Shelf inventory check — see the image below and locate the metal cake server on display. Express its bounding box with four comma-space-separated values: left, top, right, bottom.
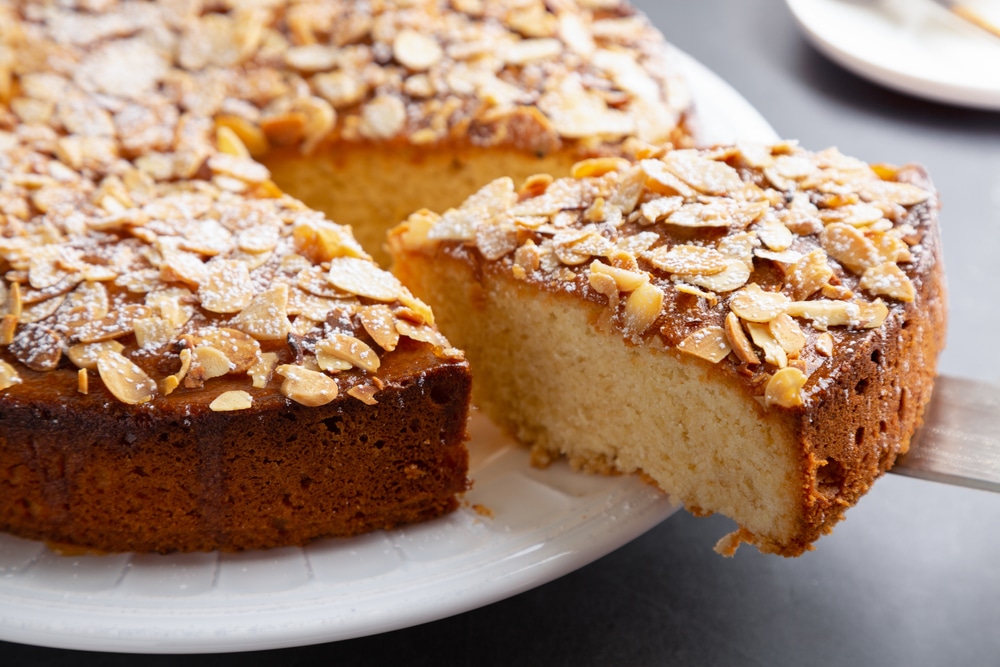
890, 375, 1000, 493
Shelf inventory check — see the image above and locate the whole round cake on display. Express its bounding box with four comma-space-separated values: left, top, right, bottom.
0, 0, 696, 552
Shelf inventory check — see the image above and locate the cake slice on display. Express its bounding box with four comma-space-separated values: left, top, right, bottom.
389, 142, 946, 556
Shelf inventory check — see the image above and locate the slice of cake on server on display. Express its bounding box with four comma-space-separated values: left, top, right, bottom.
389, 141, 946, 556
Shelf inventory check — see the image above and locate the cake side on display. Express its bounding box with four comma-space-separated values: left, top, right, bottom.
389, 142, 946, 555
0, 340, 470, 553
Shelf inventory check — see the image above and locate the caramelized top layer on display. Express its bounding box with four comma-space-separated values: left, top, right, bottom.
393, 142, 937, 410
0, 0, 692, 163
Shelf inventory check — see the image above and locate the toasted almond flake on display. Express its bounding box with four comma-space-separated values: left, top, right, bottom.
784, 300, 849, 330
756, 217, 794, 251
293, 218, 367, 263
746, 321, 788, 368
589, 260, 649, 292
248, 351, 279, 389
276, 364, 339, 407
859, 263, 915, 302
640, 159, 697, 198
75, 304, 152, 343
396, 320, 451, 348
769, 313, 807, 357
196, 260, 254, 314
394, 29, 443, 71
729, 284, 790, 322
316, 333, 381, 373
284, 44, 339, 71
816, 332, 835, 357
359, 95, 407, 140
660, 150, 745, 196
785, 249, 835, 300
666, 200, 766, 229
96, 349, 156, 405
764, 367, 808, 409
193, 345, 234, 380
673, 282, 719, 306
820, 223, 881, 274
19, 294, 65, 324
231, 283, 292, 341
632, 196, 674, 226
327, 256, 403, 302
0, 360, 23, 391
215, 116, 269, 157
724, 312, 759, 364
857, 179, 930, 206
0, 314, 17, 345
210, 390, 253, 412
359, 305, 400, 352
160, 348, 193, 396
856, 299, 889, 329
77, 368, 88, 394
623, 282, 663, 338
571, 157, 631, 179
677, 325, 731, 363
677, 258, 751, 294
645, 244, 727, 276
347, 384, 380, 405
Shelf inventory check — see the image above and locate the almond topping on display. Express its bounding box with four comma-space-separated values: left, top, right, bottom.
644, 244, 727, 276
210, 390, 253, 412
316, 334, 381, 373
0, 360, 22, 391
764, 367, 808, 409
276, 364, 339, 407
197, 260, 254, 313
393, 30, 443, 71
725, 312, 759, 365
859, 263, 915, 302
820, 223, 881, 275
816, 332, 835, 357
327, 257, 403, 302
358, 305, 400, 352
231, 284, 292, 341
729, 284, 790, 322
623, 282, 663, 338
746, 321, 788, 368
769, 313, 807, 358
248, 351, 279, 389
589, 261, 649, 291
96, 349, 156, 405
677, 326, 732, 363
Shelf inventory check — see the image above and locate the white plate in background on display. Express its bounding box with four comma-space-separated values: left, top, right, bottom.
787, 0, 1000, 110
0, 50, 777, 655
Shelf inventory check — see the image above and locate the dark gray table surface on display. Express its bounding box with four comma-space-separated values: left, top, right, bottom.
6, 1, 1000, 665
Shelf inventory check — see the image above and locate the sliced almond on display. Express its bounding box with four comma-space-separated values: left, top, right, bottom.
327, 257, 403, 302
276, 364, 339, 407
248, 351, 279, 389
859, 263, 915, 302
644, 244, 727, 276
193, 345, 234, 380
393, 29, 444, 71
816, 332, 835, 357
785, 249, 834, 300
96, 349, 156, 405
764, 367, 808, 409
677, 326, 731, 363
358, 305, 400, 352
745, 321, 788, 368
210, 390, 253, 412
725, 311, 759, 365
67, 340, 126, 370
0, 359, 22, 391
728, 284, 790, 322
820, 223, 881, 275
316, 334, 380, 373
347, 384, 380, 405
660, 150, 745, 196
623, 282, 663, 338
230, 283, 292, 341
769, 313, 807, 357
677, 258, 751, 294
197, 260, 254, 313
589, 260, 649, 292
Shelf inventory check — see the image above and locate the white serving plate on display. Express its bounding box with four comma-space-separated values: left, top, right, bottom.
787, 0, 1000, 110
0, 49, 777, 654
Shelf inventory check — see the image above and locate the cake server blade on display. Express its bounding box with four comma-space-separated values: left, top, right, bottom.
890, 375, 1000, 493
